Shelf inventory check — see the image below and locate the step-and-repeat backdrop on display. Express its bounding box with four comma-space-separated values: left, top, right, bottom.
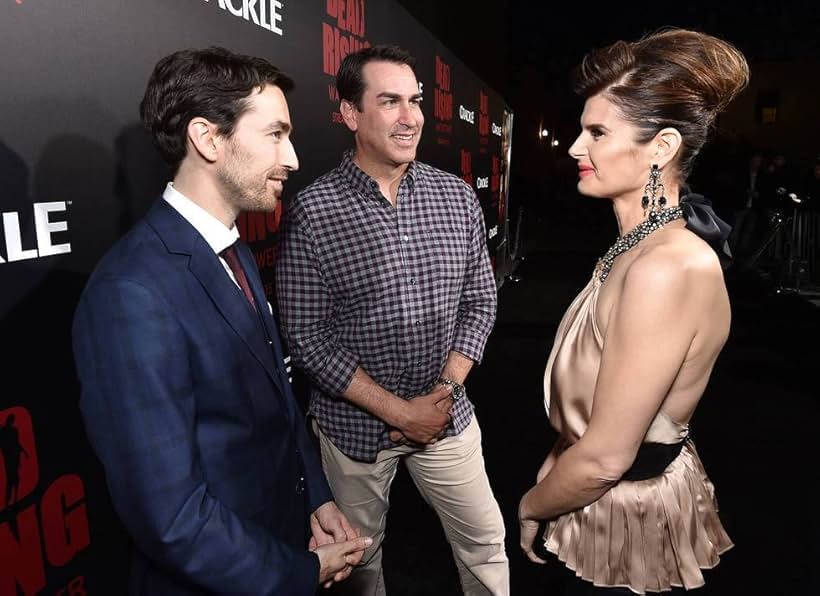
0, 1, 512, 593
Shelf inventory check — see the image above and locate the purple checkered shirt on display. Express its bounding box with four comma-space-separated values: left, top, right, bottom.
275, 151, 497, 462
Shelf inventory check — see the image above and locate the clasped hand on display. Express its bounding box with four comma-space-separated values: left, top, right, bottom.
388, 384, 453, 445
519, 450, 559, 565
518, 494, 547, 565
310, 501, 372, 588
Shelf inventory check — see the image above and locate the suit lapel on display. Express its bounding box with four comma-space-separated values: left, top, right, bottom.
235, 241, 300, 422
189, 246, 285, 395
147, 199, 287, 397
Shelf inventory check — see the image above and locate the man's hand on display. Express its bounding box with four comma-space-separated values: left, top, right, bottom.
388, 385, 453, 445
309, 501, 357, 547
314, 536, 373, 586
309, 502, 365, 587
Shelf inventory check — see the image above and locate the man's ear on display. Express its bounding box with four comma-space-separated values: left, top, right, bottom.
187, 117, 220, 163
340, 100, 359, 133
651, 127, 682, 170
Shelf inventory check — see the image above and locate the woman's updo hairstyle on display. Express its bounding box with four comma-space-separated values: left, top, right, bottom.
574, 29, 749, 179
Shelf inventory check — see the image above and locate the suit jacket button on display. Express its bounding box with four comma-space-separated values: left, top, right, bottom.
296, 476, 305, 495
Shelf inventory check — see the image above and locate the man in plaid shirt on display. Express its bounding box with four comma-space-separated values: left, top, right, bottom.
276, 46, 509, 595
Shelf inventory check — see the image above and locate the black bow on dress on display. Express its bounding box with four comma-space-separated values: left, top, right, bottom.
680, 189, 732, 250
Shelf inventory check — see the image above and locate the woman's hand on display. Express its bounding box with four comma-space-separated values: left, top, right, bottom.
518, 494, 547, 564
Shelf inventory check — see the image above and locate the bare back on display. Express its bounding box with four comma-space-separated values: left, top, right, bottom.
594, 222, 730, 426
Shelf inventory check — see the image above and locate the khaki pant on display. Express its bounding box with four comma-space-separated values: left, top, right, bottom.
314, 416, 509, 596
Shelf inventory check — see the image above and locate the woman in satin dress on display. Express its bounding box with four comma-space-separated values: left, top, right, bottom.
517, 29, 749, 594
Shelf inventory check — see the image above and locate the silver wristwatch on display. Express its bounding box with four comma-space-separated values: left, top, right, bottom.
436, 378, 465, 401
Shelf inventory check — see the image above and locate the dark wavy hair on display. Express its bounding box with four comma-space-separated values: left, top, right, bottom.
336, 45, 417, 110
139, 46, 294, 172
574, 29, 749, 179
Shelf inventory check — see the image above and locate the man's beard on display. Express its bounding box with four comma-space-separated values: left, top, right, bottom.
217, 141, 288, 213
218, 165, 271, 212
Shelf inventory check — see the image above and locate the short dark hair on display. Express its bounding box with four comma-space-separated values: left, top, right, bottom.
336, 45, 416, 110
574, 29, 749, 180
139, 46, 294, 172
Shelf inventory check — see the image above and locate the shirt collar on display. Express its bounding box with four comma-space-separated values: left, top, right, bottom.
339, 149, 417, 200
162, 182, 239, 254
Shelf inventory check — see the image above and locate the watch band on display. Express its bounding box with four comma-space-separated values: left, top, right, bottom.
436, 378, 465, 401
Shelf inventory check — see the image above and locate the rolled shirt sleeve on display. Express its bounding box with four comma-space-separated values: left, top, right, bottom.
274, 153, 495, 461
450, 183, 498, 363
276, 197, 359, 397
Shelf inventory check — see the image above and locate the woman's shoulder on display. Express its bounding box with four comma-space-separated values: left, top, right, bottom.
625, 229, 723, 292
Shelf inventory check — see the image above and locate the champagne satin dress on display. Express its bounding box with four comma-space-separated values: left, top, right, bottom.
542, 274, 733, 594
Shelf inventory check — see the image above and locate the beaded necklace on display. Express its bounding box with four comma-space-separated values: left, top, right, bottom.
595, 207, 684, 283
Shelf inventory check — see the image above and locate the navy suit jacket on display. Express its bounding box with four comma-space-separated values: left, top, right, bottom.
72, 199, 333, 595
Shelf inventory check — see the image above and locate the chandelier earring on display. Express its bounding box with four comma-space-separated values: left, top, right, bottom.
595, 162, 683, 283
641, 164, 667, 220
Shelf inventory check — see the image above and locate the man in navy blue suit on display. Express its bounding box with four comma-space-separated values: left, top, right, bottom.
72, 47, 370, 595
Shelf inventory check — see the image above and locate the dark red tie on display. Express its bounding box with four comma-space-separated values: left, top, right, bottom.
220, 243, 257, 312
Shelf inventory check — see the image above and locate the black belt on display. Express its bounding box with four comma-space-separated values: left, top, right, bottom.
620, 438, 687, 481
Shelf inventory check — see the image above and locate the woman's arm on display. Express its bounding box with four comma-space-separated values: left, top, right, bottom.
536, 435, 568, 483
520, 246, 713, 530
